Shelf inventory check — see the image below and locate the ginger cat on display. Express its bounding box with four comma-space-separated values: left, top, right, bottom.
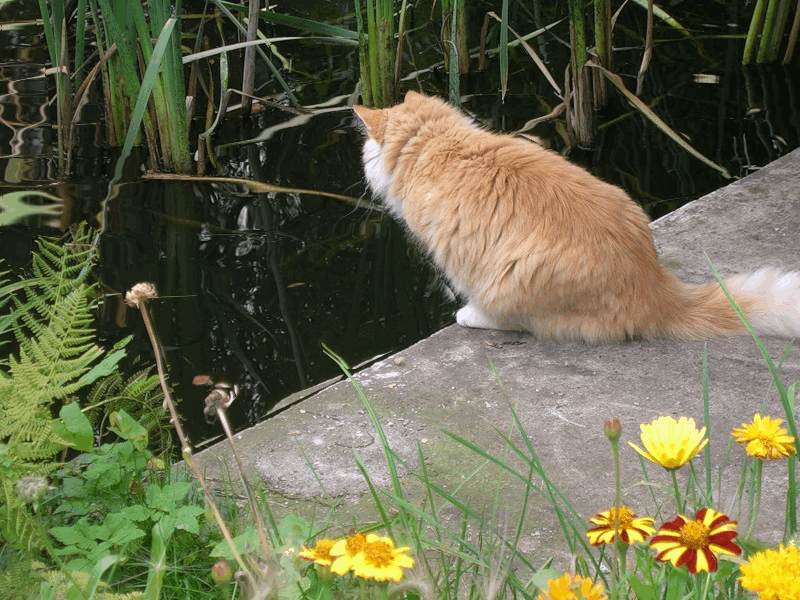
353, 90, 800, 343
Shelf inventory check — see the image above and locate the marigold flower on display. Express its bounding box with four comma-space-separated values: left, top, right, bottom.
628, 416, 708, 469
298, 538, 336, 566
536, 572, 607, 600
650, 508, 740, 573
740, 544, 800, 599
587, 505, 655, 545
350, 533, 414, 582
731, 414, 796, 460
330, 532, 368, 575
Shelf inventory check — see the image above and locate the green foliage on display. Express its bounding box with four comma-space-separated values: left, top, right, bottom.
48, 434, 204, 574
0, 225, 164, 551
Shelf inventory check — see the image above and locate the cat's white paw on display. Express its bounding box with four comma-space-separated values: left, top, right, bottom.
456, 304, 500, 330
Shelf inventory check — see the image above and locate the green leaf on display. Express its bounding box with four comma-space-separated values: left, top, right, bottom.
119, 503, 152, 522
51, 403, 94, 452
529, 568, 567, 594
628, 575, 659, 600
108, 409, 149, 449
211, 525, 262, 559
146, 481, 191, 512
277, 514, 310, 546
104, 513, 147, 545
173, 505, 204, 534
50, 520, 94, 547
77, 337, 130, 386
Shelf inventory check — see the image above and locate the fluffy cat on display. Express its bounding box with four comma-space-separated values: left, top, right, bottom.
353, 90, 800, 343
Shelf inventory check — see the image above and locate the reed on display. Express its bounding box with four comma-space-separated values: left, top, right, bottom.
37, 0, 71, 177
743, 0, 799, 63
354, 0, 397, 107
38, 0, 192, 175
567, 0, 594, 145
442, 0, 469, 76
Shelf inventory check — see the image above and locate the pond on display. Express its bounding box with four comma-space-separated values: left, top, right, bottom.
0, 0, 798, 444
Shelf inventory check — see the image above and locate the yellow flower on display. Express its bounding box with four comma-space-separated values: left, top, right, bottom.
329, 532, 368, 575
536, 573, 607, 600
732, 414, 796, 460
740, 544, 800, 599
351, 533, 414, 582
650, 508, 740, 573
587, 506, 655, 545
628, 416, 708, 469
298, 538, 336, 566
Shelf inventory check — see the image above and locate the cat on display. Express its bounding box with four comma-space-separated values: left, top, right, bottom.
353, 90, 800, 343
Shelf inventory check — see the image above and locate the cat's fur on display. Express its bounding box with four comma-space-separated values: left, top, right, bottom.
353, 90, 800, 343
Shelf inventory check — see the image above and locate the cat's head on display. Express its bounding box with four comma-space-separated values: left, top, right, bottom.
352, 91, 464, 204
354, 90, 470, 136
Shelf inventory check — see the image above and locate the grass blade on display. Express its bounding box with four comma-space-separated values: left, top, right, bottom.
499, 0, 508, 101
108, 16, 178, 194
705, 255, 797, 535
260, 9, 358, 39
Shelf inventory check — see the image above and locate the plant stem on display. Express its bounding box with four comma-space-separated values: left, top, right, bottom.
670, 469, 683, 514
746, 459, 763, 539
743, 0, 768, 64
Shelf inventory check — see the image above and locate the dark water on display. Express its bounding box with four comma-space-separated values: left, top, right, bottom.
1, 0, 798, 444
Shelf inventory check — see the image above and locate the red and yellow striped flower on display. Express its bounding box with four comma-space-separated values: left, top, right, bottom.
587, 506, 655, 545
650, 508, 741, 573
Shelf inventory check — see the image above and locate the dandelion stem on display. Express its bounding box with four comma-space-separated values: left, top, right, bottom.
746, 459, 763, 540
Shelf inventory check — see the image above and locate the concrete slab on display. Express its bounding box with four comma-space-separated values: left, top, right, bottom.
193, 148, 800, 564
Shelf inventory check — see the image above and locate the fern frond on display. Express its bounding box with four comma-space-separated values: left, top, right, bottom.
0, 225, 103, 467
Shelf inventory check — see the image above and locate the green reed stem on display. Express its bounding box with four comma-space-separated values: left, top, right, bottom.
354, 0, 372, 105
743, 0, 768, 63
757, 0, 792, 63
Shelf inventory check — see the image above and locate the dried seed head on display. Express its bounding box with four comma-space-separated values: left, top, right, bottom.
125, 282, 158, 308
16, 475, 49, 505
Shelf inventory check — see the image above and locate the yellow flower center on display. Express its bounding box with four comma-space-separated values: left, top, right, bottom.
345, 533, 367, 556
314, 539, 334, 561
679, 520, 710, 550
611, 506, 634, 529
363, 540, 394, 568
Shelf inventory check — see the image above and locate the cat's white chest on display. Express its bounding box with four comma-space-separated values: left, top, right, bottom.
362, 139, 403, 217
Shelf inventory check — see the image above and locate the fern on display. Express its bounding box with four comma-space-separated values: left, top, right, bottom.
0, 224, 164, 551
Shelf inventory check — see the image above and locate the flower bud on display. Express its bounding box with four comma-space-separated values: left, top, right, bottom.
211, 561, 233, 586
604, 418, 622, 440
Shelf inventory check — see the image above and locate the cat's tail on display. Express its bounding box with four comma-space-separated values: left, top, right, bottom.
657, 269, 800, 339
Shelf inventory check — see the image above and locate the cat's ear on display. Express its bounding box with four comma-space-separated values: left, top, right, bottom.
353, 105, 383, 136
404, 90, 423, 103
